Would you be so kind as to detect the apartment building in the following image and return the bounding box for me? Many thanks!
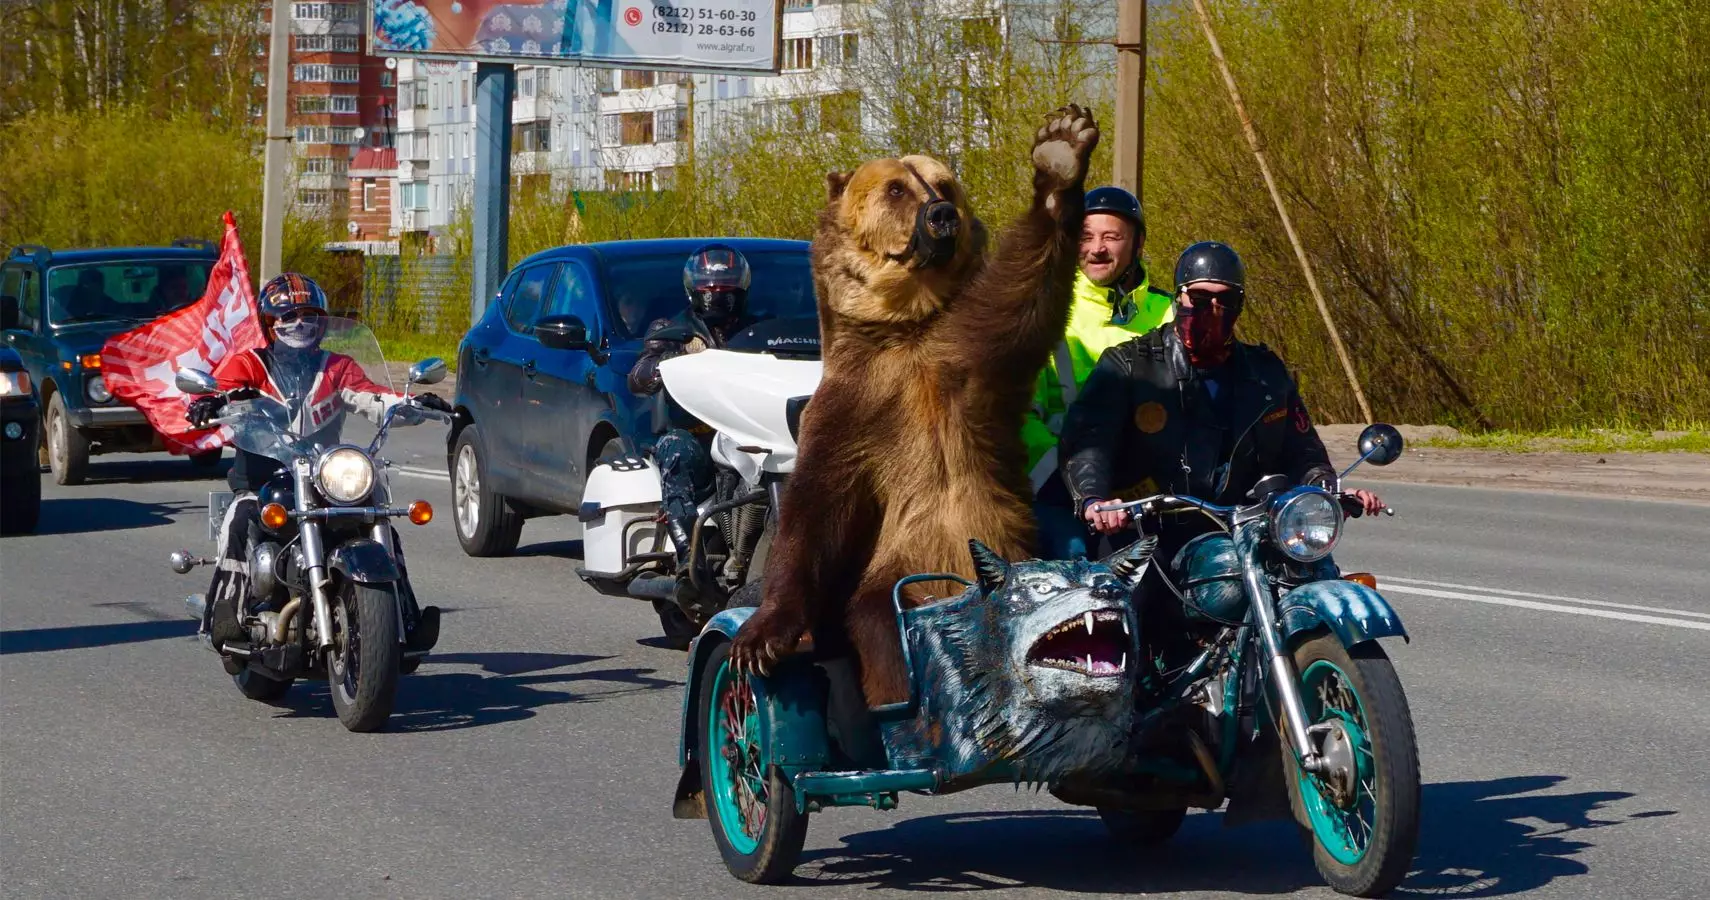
[262,1,398,217]
[690,0,860,147]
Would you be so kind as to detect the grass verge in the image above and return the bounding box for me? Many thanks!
[1419,428,1710,454]
[376,333,462,373]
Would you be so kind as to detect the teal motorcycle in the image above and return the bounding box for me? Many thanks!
[672,424,1419,898]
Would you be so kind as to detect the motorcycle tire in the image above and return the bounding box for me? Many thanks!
[655,599,700,651]
[1283,632,1421,898]
[327,581,402,732]
[698,639,808,884]
[233,667,294,704]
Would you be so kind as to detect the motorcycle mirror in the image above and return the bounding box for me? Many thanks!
[408,357,448,386]
[174,368,219,396]
[168,549,205,574]
[1358,424,1405,467]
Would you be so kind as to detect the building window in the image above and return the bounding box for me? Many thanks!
[293,64,329,82]
[816,34,840,67]
[600,114,619,146]
[296,95,328,114]
[331,127,362,144]
[782,38,813,71]
[363,181,377,211]
[843,33,859,65]
[330,95,358,114]
[295,34,327,52]
[297,189,330,206]
[461,78,469,106]
[619,111,654,146]
[332,35,359,52]
[295,125,329,143]
[604,169,654,192]
[520,69,535,98]
[299,157,346,175]
[430,82,439,109]
[413,82,428,108]
[380,71,395,88]
[622,69,657,90]
[515,121,550,152]
[331,66,359,83]
[783,0,813,9]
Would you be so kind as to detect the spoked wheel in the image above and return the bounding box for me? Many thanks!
[698,640,808,883]
[1285,633,1420,898]
[327,581,401,732]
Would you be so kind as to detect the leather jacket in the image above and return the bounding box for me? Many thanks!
[1059,326,1336,512]
[626,309,750,396]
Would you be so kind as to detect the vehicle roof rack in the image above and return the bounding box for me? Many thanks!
[6,244,52,264]
[170,237,218,253]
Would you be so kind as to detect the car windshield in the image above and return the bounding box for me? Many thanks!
[47,261,212,326]
[601,248,816,339]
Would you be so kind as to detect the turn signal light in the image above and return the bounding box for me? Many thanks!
[261,503,290,529]
[1344,572,1379,589]
[79,354,102,369]
[408,500,433,526]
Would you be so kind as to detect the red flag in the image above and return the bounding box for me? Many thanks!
[100,211,267,455]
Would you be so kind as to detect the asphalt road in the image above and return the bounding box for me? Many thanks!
[3,427,1708,900]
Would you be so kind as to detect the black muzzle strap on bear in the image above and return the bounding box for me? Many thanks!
[889,163,961,269]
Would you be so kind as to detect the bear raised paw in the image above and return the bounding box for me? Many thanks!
[732,105,1101,707]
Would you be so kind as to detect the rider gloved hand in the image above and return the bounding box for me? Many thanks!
[186,395,228,429]
[416,393,452,414]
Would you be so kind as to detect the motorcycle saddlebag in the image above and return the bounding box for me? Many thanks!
[578,455,670,576]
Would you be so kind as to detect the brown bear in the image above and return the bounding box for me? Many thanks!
[730,104,1102,707]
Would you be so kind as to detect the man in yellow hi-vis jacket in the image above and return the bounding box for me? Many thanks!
[1025,186,1174,559]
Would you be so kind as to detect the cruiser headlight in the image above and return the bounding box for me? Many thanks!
[316,446,374,505]
[1269,487,1342,562]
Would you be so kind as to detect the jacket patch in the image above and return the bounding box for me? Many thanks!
[1263,408,1287,425]
[1135,401,1168,434]
[1292,399,1312,433]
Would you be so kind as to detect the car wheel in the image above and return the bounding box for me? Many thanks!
[451,424,522,557]
[45,392,89,486]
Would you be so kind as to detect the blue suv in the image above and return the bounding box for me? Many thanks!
[1,242,222,484]
[448,237,815,556]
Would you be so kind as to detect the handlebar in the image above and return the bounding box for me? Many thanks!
[1094,490,1395,521]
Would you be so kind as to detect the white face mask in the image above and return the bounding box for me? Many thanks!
[273,317,322,350]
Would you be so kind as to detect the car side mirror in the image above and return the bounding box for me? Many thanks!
[408,357,448,386]
[536,313,599,351]
[1357,423,1405,466]
[0,296,18,331]
[174,367,220,396]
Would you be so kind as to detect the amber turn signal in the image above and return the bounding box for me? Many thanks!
[79,354,102,369]
[407,500,433,526]
[1343,572,1379,589]
[260,503,290,529]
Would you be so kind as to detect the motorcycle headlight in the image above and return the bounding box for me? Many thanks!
[86,374,112,404]
[1269,487,1342,562]
[316,446,375,505]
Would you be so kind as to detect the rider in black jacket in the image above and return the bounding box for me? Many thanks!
[627,244,757,568]
[1058,241,1384,561]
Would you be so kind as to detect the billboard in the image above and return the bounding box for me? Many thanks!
[370,0,782,75]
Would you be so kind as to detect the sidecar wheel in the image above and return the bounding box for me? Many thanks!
[1098,806,1186,846]
[698,640,808,883]
[327,581,402,732]
[1285,633,1420,898]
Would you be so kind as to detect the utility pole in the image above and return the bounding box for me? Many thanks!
[471,63,515,325]
[1113,0,1145,202]
[259,0,291,283]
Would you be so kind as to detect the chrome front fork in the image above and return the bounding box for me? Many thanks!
[1236,523,1327,774]
[295,460,336,651]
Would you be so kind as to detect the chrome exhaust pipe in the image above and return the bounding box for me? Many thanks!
[269,597,303,645]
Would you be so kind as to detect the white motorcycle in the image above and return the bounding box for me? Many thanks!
[575,320,821,646]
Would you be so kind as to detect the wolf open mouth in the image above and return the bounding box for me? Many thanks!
[1026,609,1130,677]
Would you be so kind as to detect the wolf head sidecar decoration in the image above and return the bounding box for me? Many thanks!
[879,537,1155,786]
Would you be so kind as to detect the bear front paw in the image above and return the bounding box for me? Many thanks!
[1031,104,1100,190]
[728,615,805,678]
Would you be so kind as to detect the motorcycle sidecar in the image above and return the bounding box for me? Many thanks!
[673,551,1150,884]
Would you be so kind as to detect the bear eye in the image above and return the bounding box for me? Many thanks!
[886,181,907,198]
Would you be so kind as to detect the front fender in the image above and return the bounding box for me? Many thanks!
[677,606,756,771]
[328,538,400,584]
[1278,579,1409,649]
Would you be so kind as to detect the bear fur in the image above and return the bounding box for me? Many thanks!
[729,105,1103,707]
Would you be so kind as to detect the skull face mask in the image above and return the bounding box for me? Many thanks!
[272,312,325,351]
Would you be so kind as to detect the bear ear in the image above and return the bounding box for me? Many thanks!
[826,170,852,201]
[968,539,1010,593]
[1098,536,1157,589]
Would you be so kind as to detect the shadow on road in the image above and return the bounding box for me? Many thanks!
[0,619,196,655]
[31,497,199,534]
[272,651,682,732]
[55,458,229,486]
[791,775,1674,896]
[513,539,585,560]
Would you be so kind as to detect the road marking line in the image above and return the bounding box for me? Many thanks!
[1381,584,1710,632]
[1385,576,1710,621]
[393,465,449,482]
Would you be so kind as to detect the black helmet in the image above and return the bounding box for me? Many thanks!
[682,243,751,325]
[257,273,330,320]
[1173,241,1245,290]
[1084,186,1146,235]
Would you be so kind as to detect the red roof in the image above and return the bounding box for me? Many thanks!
[350,147,397,173]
